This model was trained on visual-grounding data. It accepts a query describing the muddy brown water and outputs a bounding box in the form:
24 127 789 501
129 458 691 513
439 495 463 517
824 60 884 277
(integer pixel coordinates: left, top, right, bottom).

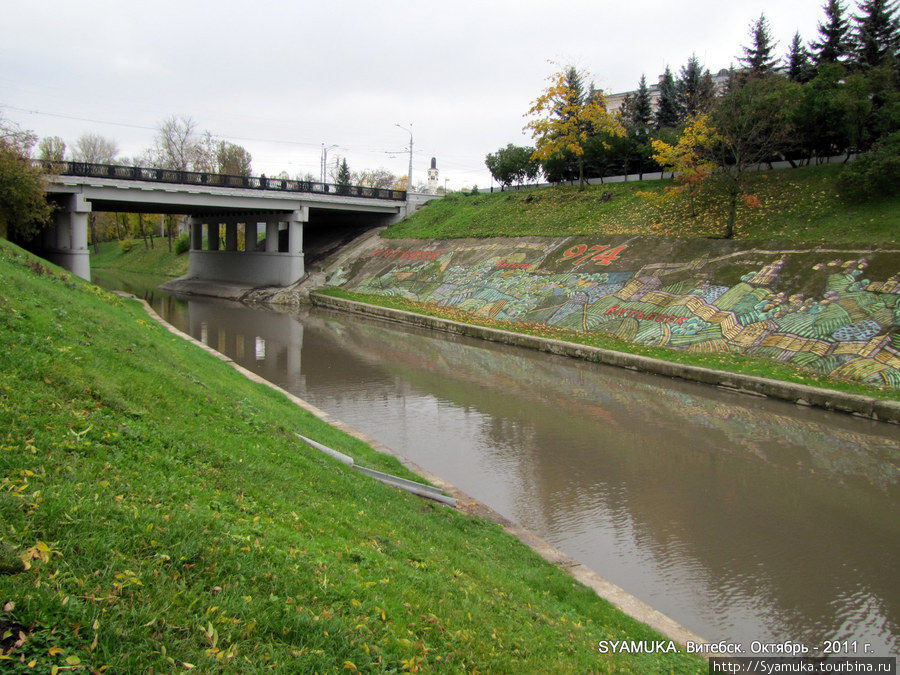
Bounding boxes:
95 270 900 656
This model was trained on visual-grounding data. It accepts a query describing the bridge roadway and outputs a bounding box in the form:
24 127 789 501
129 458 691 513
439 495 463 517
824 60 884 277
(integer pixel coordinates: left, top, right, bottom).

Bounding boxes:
33 163 428 285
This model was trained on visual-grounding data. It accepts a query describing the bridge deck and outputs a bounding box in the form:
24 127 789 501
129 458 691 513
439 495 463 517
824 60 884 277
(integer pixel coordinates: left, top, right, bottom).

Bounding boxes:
45 175 404 215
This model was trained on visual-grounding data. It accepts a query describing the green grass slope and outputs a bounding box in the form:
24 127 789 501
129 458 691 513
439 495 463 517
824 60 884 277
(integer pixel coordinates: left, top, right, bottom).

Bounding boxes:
92 237 188 277
387 164 899 244
0 240 701 672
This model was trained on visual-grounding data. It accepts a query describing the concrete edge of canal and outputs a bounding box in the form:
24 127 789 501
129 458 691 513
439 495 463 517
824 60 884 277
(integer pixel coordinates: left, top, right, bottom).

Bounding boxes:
116 291 709 650
309 292 900 425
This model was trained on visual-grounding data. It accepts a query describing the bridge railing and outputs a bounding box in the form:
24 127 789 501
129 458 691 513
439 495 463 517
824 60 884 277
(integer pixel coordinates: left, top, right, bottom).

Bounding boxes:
36 160 407 201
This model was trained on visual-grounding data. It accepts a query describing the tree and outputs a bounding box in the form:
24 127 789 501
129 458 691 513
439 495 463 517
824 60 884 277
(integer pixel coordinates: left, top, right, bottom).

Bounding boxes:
72 133 118 164
812 0 852 66
838 72 876 154
654 66 682 129
0 115 52 240
485 144 540 188
625 74 654 134
853 0 900 69
793 62 849 160
151 115 202 171
707 76 800 237
650 115 718 218
785 32 814 82
739 13 779 76
525 67 625 189
352 168 397 189
651 77 798 238
216 141 252 176
617 76 657 178
837 130 900 200
335 158 351 192
37 136 66 163
677 55 716 117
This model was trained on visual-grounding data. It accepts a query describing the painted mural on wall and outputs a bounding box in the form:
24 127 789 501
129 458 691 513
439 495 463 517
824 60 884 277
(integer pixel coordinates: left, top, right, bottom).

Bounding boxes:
326 236 900 388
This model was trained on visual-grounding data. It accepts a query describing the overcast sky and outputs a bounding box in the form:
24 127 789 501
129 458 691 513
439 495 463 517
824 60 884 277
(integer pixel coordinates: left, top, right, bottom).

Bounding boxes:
2 0 831 189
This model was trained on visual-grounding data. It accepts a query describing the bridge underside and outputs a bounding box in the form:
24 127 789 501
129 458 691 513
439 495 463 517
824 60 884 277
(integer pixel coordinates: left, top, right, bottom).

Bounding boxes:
28 178 406 285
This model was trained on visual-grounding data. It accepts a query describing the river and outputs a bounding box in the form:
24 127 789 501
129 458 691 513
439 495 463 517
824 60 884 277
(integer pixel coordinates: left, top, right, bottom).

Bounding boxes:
93 268 900 657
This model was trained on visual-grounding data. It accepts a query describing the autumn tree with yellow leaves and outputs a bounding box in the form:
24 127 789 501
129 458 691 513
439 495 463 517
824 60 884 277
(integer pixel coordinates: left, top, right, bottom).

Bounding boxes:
648 115 717 219
525 67 625 190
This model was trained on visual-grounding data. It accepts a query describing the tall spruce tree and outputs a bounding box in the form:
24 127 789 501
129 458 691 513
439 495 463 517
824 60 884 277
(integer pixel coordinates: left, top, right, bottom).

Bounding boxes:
336 158 351 187
739 14 779 76
853 0 900 69
558 67 585 115
655 66 682 129
786 32 814 81
812 0 852 65
676 54 716 116
630 75 654 133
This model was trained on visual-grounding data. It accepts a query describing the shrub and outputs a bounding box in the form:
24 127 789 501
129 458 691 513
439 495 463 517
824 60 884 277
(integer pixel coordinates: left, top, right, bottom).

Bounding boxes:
119 238 134 253
838 132 900 202
173 232 190 255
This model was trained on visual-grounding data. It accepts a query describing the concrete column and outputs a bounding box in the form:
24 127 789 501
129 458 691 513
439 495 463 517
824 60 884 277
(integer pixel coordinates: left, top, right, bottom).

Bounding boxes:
190 218 203 250
55 212 72 249
265 219 278 253
56 194 91 281
288 210 304 255
207 222 220 251
244 222 258 252
225 222 238 251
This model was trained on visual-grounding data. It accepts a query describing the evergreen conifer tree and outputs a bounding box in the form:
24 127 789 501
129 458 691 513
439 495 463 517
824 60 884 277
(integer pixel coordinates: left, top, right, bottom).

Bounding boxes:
786 32 814 81
336 158 351 186
676 54 716 116
631 75 654 133
739 13 779 76
654 66 682 129
812 0 852 65
853 0 899 69
558 67 585 116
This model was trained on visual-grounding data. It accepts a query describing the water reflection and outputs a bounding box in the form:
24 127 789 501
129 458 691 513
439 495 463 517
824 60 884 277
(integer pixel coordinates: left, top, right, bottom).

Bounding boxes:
94 271 899 656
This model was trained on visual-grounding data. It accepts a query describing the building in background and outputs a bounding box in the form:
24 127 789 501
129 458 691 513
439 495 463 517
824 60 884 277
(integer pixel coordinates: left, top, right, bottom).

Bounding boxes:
427 157 439 192
606 69 730 113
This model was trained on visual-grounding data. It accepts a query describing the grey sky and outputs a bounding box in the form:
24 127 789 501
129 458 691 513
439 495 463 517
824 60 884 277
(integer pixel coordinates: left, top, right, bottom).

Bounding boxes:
2 0 829 189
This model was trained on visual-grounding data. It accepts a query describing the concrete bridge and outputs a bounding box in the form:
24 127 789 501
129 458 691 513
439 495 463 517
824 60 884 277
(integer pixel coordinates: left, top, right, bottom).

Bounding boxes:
34 161 428 285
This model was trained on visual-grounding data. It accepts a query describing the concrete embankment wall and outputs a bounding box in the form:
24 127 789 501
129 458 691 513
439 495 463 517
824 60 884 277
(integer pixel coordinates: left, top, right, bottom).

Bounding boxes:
310 292 899 423
320 234 900 392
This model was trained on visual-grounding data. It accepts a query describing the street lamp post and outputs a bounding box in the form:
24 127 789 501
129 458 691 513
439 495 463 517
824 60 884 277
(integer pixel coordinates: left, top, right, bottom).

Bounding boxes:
320 143 338 183
395 123 413 199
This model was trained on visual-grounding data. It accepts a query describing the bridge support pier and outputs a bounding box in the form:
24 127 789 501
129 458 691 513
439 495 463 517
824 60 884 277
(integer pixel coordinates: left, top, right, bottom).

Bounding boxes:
39 194 92 281
187 208 307 287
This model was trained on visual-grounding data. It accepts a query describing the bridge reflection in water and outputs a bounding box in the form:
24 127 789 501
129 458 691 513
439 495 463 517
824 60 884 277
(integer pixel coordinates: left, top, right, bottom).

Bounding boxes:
97 272 899 656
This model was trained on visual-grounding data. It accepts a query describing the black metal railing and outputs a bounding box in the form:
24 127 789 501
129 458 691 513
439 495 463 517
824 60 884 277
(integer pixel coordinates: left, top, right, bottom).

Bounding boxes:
37 160 407 201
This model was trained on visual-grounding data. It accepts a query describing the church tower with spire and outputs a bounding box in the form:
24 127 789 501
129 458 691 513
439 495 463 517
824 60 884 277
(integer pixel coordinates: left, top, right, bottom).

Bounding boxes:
427 157 439 193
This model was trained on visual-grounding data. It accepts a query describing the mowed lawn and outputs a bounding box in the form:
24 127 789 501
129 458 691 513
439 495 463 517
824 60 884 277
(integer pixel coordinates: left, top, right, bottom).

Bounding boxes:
0 240 702 672
386 164 899 245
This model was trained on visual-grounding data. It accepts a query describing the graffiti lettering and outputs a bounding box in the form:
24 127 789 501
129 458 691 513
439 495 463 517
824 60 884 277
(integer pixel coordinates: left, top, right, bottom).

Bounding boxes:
494 259 533 269
370 248 441 261
605 305 686 324
559 243 628 266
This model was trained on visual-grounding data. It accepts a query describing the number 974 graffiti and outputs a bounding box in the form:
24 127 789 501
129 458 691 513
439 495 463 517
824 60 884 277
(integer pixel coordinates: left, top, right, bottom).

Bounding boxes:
559 244 628 266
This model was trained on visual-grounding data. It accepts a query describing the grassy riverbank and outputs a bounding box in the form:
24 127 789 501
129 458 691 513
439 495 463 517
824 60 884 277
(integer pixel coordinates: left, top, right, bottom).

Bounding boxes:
387 164 899 244
0 239 702 672
92 237 188 277
317 288 898 401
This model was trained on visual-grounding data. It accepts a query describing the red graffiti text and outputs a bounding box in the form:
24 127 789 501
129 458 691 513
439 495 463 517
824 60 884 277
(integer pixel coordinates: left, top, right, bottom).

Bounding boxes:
559 243 628 266
605 305 686 324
